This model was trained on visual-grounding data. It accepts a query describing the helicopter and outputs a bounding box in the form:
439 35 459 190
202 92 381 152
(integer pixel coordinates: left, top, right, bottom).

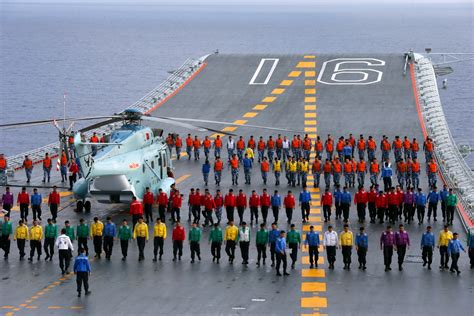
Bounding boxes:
1 108 301 212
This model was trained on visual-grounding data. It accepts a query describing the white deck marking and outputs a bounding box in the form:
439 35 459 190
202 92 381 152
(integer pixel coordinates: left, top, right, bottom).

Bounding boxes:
249 58 279 85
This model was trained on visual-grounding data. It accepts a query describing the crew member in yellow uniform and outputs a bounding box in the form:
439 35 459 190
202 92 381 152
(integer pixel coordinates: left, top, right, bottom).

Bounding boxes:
153 218 167 262
438 225 453 270
90 217 104 259
339 224 354 270
224 220 239 264
29 220 43 261
288 157 297 187
273 157 281 186
300 159 309 188
14 220 29 260
133 217 149 261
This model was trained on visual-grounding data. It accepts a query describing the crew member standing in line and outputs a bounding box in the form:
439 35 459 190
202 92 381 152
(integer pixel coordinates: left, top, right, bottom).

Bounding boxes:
243 153 253 185
175 134 182 160
172 221 186 261
447 232 466 275
202 160 211 186
354 186 368 223
103 217 116 260
31 188 42 221
214 190 224 225
260 189 271 225
284 191 295 224
28 219 43 261
395 224 410 271
76 219 89 256
13 219 27 260
299 186 311 223
420 225 435 270
287 224 301 269
42 153 52 183
427 187 440 221
224 221 239 264
380 226 396 271
56 228 74 274
368 185 377 223
90 217 104 259
230 154 239 185
275 230 289 276
439 185 448 222
339 224 353 270
341 187 352 223
255 223 268 267
117 219 131 261
321 188 332 222
268 223 280 267
249 190 260 225
355 227 368 270
239 222 250 265
44 218 57 261
415 188 427 225
224 189 236 223
48 186 60 222
171 191 183 223
467 229 474 269
143 187 154 224
273 157 281 186
271 190 281 224
214 157 223 186
17 187 30 222
438 225 453 270
133 217 148 261
130 196 143 227
157 189 168 222
323 225 338 269
189 222 202 263
1 216 13 259
445 188 458 226
236 190 247 226
73 248 91 297
305 225 320 269
209 223 223 264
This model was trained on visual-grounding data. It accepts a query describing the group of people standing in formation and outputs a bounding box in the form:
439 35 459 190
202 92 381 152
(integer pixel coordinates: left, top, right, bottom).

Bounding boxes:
0 132 472 295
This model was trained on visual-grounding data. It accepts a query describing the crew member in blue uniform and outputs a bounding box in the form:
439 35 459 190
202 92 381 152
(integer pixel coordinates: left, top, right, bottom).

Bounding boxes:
447 232 466 275
341 187 352 223
355 226 368 270
299 186 311 223
305 226 320 269
420 226 435 270
74 248 91 297
275 230 289 276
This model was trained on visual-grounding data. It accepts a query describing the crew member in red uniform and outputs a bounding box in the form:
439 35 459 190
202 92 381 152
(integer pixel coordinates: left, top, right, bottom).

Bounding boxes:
203 191 216 227
130 196 143 228
249 190 260 225
17 187 30 222
320 188 333 222
68 160 79 190
172 221 186 261
396 186 405 221
376 190 388 224
367 185 378 223
214 190 224 224
143 187 154 224
48 186 61 222
156 189 168 222
171 190 183 223
354 186 368 223
236 190 247 226
260 189 271 225
387 187 399 224
284 190 296 224
224 189 236 223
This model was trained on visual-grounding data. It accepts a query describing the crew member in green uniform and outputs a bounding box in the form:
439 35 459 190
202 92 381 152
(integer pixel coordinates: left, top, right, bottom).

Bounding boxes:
189 222 202 263
256 223 269 267
209 223 223 263
44 218 57 261
76 219 89 256
118 219 132 261
1 216 13 259
287 223 301 269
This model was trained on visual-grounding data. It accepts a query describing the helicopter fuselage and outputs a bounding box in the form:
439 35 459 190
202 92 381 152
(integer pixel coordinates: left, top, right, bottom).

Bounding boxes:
73 124 174 204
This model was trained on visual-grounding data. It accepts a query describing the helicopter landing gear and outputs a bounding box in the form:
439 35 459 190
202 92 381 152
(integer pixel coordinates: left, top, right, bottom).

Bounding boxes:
76 200 84 212
84 201 91 212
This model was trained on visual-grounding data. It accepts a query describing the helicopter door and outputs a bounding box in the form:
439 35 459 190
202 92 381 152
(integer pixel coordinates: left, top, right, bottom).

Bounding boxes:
161 152 167 178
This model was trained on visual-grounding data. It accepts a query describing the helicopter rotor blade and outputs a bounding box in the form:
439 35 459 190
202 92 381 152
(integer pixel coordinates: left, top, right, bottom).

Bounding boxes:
154 116 304 134
0 116 119 130
79 117 123 133
141 116 210 132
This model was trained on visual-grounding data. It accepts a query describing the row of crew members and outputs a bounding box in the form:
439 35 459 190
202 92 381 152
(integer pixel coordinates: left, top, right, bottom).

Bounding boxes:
162 133 435 162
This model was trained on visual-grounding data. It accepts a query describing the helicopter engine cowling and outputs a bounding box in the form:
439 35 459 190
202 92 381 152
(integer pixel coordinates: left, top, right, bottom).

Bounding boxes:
89 175 136 203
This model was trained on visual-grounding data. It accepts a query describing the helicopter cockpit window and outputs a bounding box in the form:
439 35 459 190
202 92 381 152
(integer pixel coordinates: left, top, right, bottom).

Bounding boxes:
142 164 145 174
151 161 155 169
